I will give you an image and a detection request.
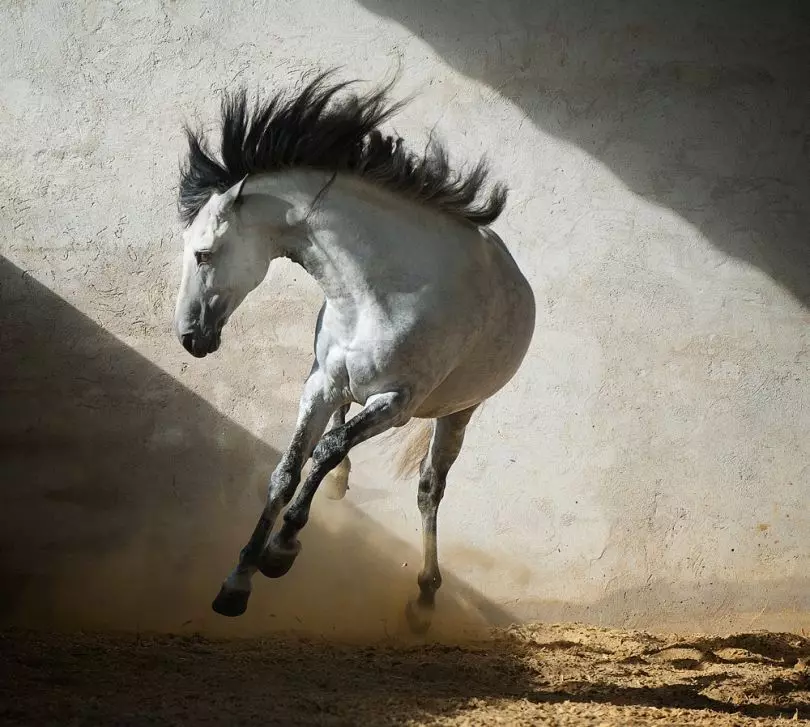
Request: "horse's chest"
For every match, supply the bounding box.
[315,308,435,403]
[319,326,406,384]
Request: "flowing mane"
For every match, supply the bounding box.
[178,70,508,228]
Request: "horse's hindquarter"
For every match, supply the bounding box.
[413,228,536,418]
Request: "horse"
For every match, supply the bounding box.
[172,70,536,633]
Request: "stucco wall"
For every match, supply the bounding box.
[1,0,808,635]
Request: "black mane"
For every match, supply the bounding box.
[178,70,507,228]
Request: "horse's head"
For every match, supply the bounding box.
[174,177,271,358]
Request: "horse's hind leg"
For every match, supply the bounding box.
[321,404,352,500]
[406,405,477,635]
[258,390,412,578]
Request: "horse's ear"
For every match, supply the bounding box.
[216,175,248,218]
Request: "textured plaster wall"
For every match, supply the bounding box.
[1,0,808,634]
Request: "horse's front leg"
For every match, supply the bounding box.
[212,367,339,617]
[258,390,412,578]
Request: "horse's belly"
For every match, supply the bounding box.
[412,356,516,418]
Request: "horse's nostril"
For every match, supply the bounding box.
[181,333,194,353]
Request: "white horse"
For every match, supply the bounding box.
[173,71,535,632]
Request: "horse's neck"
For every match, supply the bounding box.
[246,171,459,308]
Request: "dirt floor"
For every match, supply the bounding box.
[2,622,809,726]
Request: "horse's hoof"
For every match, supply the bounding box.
[258,539,301,579]
[322,459,351,501]
[405,600,433,635]
[212,586,250,617]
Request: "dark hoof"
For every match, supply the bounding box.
[212,586,250,617]
[258,539,301,579]
[405,600,433,635]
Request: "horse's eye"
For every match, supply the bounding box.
[195,250,212,266]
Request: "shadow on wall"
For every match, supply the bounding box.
[0,256,510,639]
[360,0,810,306]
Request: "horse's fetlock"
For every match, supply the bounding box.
[282,506,308,532]
[418,569,442,591]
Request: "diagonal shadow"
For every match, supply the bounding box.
[358,0,810,306]
[0,255,510,639]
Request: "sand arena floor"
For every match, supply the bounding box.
[2,622,809,726]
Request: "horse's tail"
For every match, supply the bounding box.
[382,418,434,481]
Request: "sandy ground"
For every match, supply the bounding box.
[2,622,809,726]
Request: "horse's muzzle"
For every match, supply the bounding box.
[181,331,220,358]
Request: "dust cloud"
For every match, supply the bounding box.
[0,256,505,642]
